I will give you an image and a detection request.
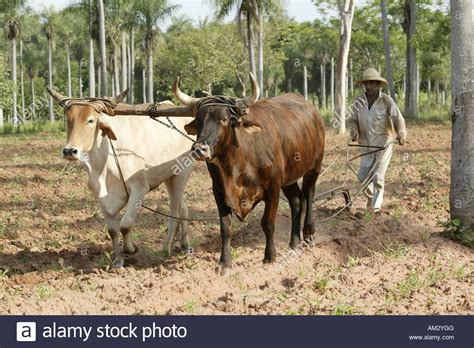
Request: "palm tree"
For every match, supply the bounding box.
[66,0,98,97]
[212,0,283,94]
[98,0,108,96]
[402,0,417,118]
[42,9,56,122]
[3,0,24,127]
[380,0,396,102]
[449,0,474,229]
[136,1,179,103]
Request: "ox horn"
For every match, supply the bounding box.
[111,88,129,105]
[236,72,260,108]
[172,77,201,106]
[46,86,68,106]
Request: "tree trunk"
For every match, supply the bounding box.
[435,80,440,103]
[130,30,135,103]
[111,73,116,96]
[320,64,326,109]
[335,0,355,134]
[66,45,72,98]
[113,43,120,96]
[98,0,108,96]
[257,12,264,94]
[48,37,54,122]
[381,0,397,102]
[88,0,95,97]
[12,37,18,126]
[31,78,36,120]
[247,11,256,77]
[303,65,308,101]
[147,51,153,103]
[20,39,25,120]
[142,67,147,103]
[349,58,353,96]
[287,78,292,92]
[427,79,431,99]
[404,0,417,118]
[79,60,83,98]
[121,30,127,92]
[97,63,101,97]
[449,0,474,228]
[331,56,335,112]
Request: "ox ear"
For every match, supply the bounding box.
[98,120,118,140]
[184,119,197,135]
[239,118,262,134]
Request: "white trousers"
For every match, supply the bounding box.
[357,144,393,210]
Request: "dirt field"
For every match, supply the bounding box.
[0,122,472,315]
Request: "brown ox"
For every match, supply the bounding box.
[148,73,325,275]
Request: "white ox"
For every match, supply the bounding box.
[47,88,195,267]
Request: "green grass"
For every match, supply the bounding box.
[441,219,474,249]
[1,120,66,134]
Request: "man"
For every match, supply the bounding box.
[350,68,407,213]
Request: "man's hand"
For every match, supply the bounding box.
[350,129,358,142]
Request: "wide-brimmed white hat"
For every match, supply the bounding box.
[357,68,388,86]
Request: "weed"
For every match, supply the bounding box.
[230,246,240,260]
[382,242,409,260]
[37,284,53,300]
[440,219,474,249]
[425,268,448,287]
[313,277,329,292]
[98,251,116,271]
[346,255,360,267]
[183,299,197,313]
[396,273,423,298]
[331,302,355,315]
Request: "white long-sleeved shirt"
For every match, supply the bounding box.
[350,91,407,147]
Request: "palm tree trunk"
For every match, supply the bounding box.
[450,0,474,228]
[12,37,18,126]
[98,0,108,96]
[335,0,355,134]
[48,37,54,122]
[31,78,36,120]
[121,31,127,92]
[20,39,25,120]
[88,0,95,97]
[142,67,147,103]
[404,0,417,118]
[247,11,256,77]
[330,56,335,112]
[257,12,264,94]
[381,0,396,102]
[130,29,135,103]
[349,58,353,96]
[97,63,101,97]
[147,50,153,103]
[113,43,120,95]
[303,65,308,101]
[78,60,83,98]
[67,45,72,98]
[320,64,326,109]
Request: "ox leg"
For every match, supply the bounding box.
[282,183,303,249]
[162,175,188,256]
[178,197,191,253]
[120,187,147,256]
[302,168,320,243]
[103,213,123,267]
[207,163,233,276]
[261,187,279,263]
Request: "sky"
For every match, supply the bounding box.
[29,0,325,30]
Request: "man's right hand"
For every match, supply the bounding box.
[350,129,358,142]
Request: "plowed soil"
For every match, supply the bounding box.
[0,122,472,314]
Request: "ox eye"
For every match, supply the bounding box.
[87,119,94,124]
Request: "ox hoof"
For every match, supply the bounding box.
[303,234,315,245]
[215,263,231,277]
[263,257,276,264]
[123,243,139,256]
[289,236,301,249]
[182,246,194,255]
[113,257,125,268]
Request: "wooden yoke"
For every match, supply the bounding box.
[114,103,195,117]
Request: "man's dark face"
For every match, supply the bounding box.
[363,80,382,96]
